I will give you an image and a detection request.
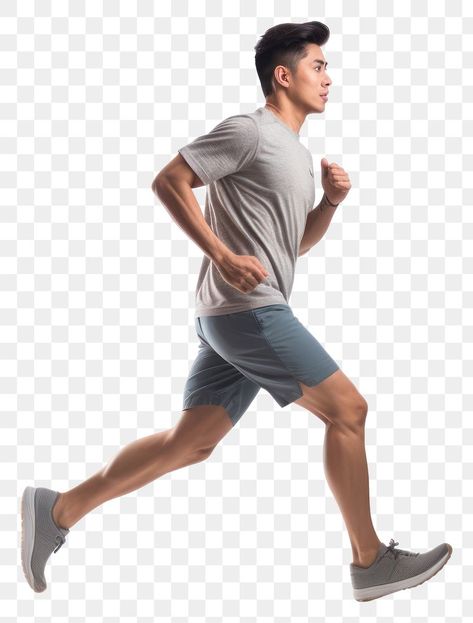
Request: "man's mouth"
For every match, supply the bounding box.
[320,94,328,101]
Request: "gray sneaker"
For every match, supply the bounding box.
[350,538,453,601]
[20,486,70,592]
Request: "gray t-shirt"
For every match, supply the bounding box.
[178,106,315,317]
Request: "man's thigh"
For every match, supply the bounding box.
[199,304,341,412]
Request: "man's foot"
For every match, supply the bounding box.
[350,538,453,601]
[20,486,70,593]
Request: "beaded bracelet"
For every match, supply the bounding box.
[322,192,340,207]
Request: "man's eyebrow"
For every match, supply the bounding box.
[312,59,328,68]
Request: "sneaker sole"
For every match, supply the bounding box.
[353,543,453,601]
[20,486,44,593]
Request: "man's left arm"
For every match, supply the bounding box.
[298,158,352,257]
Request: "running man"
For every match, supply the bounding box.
[21,20,452,601]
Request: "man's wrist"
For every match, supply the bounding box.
[322,192,340,208]
[210,244,234,267]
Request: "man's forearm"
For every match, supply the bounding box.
[152,176,232,265]
[298,193,340,257]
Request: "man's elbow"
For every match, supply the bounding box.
[152,153,205,197]
[151,173,166,196]
[151,170,196,198]
[152,173,180,201]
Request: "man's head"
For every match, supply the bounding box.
[254,21,332,114]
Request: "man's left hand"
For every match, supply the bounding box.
[321,158,352,205]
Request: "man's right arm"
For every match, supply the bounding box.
[151,153,232,265]
[151,153,270,294]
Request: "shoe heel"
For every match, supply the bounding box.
[21,487,37,590]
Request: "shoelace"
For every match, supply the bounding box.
[383,538,419,561]
[53,533,66,553]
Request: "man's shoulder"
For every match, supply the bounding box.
[216,110,260,132]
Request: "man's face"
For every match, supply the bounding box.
[287,43,332,113]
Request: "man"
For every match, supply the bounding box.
[21,20,451,601]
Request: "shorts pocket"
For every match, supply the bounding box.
[252,303,292,327]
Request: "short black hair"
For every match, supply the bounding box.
[254,21,330,98]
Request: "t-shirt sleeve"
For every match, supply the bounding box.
[178,115,260,185]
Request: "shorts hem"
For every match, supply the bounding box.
[278,363,340,408]
[182,394,239,426]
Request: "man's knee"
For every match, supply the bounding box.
[335,396,369,431]
[296,370,369,430]
[316,391,368,431]
[191,445,215,463]
[352,396,369,423]
[167,404,233,460]
[164,430,216,466]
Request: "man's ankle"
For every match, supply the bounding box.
[52,493,71,530]
[352,542,382,568]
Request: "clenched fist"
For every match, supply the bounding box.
[215,252,270,294]
[321,157,352,206]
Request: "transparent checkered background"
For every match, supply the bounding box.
[3,0,472,620]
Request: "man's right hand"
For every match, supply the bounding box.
[215,252,270,294]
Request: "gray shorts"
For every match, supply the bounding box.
[182,303,340,426]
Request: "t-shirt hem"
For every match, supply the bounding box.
[194,296,289,317]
